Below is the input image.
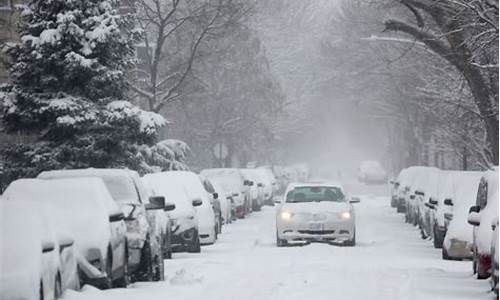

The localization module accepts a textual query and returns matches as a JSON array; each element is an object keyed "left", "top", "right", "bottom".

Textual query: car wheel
[
  {"left": 99, "top": 251, "right": 113, "bottom": 289},
  {"left": 433, "top": 226, "right": 443, "bottom": 249},
  {"left": 344, "top": 231, "right": 356, "bottom": 247},
  {"left": 134, "top": 239, "right": 154, "bottom": 282},
  {"left": 39, "top": 281, "right": 44, "bottom": 300},
  {"left": 276, "top": 231, "right": 287, "bottom": 247},
  {"left": 442, "top": 247, "right": 456, "bottom": 260},
  {"left": 187, "top": 230, "right": 201, "bottom": 253},
  {"left": 163, "top": 233, "right": 173, "bottom": 260},
  {"left": 113, "top": 244, "right": 130, "bottom": 288},
  {"left": 153, "top": 247, "right": 165, "bottom": 282},
  {"left": 54, "top": 274, "right": 62, "bottom": 299}
]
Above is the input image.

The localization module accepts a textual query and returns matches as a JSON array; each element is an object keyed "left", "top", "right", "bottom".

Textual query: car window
[
  {"left": 102, "top": 175, "right": 140, "bottom": 204},
  {"left": 476, "top": 178, "right": 488, "bottom": 209},
  {"left": 286, "top": 186, "right": 345, "bottom": 203}
]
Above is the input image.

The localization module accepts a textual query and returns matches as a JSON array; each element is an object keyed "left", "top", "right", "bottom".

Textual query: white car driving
[{"left": 276, "top": 182, "right": 359, "bottom": 247}]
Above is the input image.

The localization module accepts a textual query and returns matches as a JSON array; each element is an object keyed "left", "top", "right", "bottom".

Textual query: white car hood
[{"left": 281, "top": 201, "right": 350, "bottom": 214}]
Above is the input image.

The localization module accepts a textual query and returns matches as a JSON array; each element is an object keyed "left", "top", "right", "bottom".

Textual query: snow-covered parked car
[
  {"left": 201, "top": 168, "right": 249, "bottom": 218},
  {"left": 394, "top": 166, "right": 427, "bottom": 214},
  {"left": 3, "top": 178, "right": 129, "bottom": 289},
  {"left": 428, "top": 170, "right": 465, "bottom": 248},
  {"left": 240, "top": 168, "right": 265, "bottom": 211},
  {"left": 257, "top": 167, "right": 279, "bottom": 205},
  {"left": 209, "top": 180, "right": 234, "bottom": 225},
  {"left": 413, "top": 168, "right": 441, "bottom": 238},
  {"left": 468, "top": 168, "right": 499, "bottom": 279},
  {"left": 357, "top": 160, "right": 387, "bottom": 184},
  {"left": 172, "top": 171, "right": 218, "bottom": 245},
  {"left": 442, "top": 172, "right": 483, "bottom": 260},
  {"left": 0, "top": 201, "right": 79, "bottom": 300},
  {"left": 276, "top": 182, "right": 359, "bottom": 247},
  {"left": 143, "top": 172, "right": 201, "bottom": 253},
  {"left": 199, "top": 174, "right": 223, "bottom": 234},
  {"left": 38, "top": 168, "right": 170, "bottom": 282},
  {"left": 389, "top": 175, "right": 401, "bottom": 208},
  {"left": 404, "top": 166, "right": 439, "bottom": 226}
]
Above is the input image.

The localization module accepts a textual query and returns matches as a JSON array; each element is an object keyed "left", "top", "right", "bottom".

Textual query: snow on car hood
[{"left": 280, "top": 201, "right": 351, "bottom": 214}]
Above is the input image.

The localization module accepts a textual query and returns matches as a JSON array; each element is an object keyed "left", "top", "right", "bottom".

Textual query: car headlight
[
  {"left": 280, "top": 211, "right": 293, "bottom": 220},
  {"left": 340, "top": 211, "right": 351, "bottom": 220}
]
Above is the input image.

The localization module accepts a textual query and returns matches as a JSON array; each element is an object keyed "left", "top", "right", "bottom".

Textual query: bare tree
[
  {"left": 383, "top": 0, "right": 499, "bottom": 164},
  {"left": 130, "top": 0, "right": 251, "bottom": 113}
]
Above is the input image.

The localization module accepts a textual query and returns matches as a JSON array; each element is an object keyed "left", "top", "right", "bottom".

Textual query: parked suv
[{"left": 38, "top": 168, "right": 172, "bottom": 282}]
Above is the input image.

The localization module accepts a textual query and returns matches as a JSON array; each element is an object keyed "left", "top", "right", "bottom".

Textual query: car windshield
[
  {"left": 101, "top": 175, "right": 140, "bottom": 204},
  {"left": 286, "top": 186, "right": 345, "bottom": 203}
]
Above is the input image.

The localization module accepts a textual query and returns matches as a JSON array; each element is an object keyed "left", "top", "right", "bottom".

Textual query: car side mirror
[
  {"left": 192, "top": 199, "right": 203, "bottom": 207},
  {"left": 469, "top": 205, "right": 480, "bottom": 213},
  {"left": 146, "top": 196, "right": 166, "bottom": 210},
  {"left": 389, "top": 180, "right": 395, "bottom": 185},
  {"left": 444, "top": 199, "right": 453, "bottom": 206},
  {"left": 57, "top": 233, "right": 74, "bottom": 250},
  {"left": 429, "top": 198, "right": 438, "bottom": 205},
  {"left": 415, "top": 190, "right": 424, "bottom": 196},
  {"left": 424, "top": 202, "right": 435, "bottom": 209},
  {"left": 232, "top": 192, "right": 239, "bottom": 197},
  {"left": 467, "top": 211, "right": 480, "bottom": 226},
  {"left": 409, "top": 195, "right": 415, "bottom": 200},
  {"left": 349, "top": 197, "right": 361, "bottom": 203},
  {"left": 257, "top": 183, "right": 264, "bottom": 187},
  {"left": 249, "top": 181, "right": 254, "bottom": 186},
  {"left": 164, "top": 202, "right": 176, "bottom": 212},
  {"left": 213, "top": 192, "right": 218, "bottom": 199},
  {"left": 109, "top": 211, "right": 125, "bottom": 222},
  {"left": 42, "top": 240, "right": 55, "bottom": 253}
]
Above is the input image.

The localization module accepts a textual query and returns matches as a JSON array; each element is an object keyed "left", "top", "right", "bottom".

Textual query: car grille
[
  {"left": 298, "top": 230, "right": 334, "bottom": 235},
  {"left": 296, "top": 213, "right": 328, "bottom": 221}
]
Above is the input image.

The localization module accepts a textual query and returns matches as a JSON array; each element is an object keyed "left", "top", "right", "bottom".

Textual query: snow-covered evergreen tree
[{"left": 0, "top": 0, "right": 167, "bottom": 180}]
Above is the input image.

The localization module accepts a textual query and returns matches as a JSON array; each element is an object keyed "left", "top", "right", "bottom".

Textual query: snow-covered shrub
[{"left": 137, "top": 139, "right": 191, "bottom": 173}]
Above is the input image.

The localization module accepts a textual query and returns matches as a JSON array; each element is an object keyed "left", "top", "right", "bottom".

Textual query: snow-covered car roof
[{"left": 38, "top": 168, "right": 142, "bottom": 204}]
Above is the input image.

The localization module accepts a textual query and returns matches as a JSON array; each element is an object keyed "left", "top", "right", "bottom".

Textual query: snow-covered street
[{"left": 62, "top": 184, "right": 493, "bottom": 300}]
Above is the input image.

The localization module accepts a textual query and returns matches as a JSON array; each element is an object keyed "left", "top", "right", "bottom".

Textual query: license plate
[{"left": 309, "top": 223, "right": 323, "bottom": 231}]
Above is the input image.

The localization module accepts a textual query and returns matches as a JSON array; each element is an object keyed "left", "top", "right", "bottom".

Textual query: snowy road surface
[{"left": 63, "top": 185, "right": 493, "bottom": 300}]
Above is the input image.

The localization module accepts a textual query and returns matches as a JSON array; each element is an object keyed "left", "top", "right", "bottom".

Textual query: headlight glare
[
  {"left": 281, "top": 211, "right": 293, "bottom": 220},
  {"left": 340, "top": 211, "right": 351, "bottom": 220}
]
